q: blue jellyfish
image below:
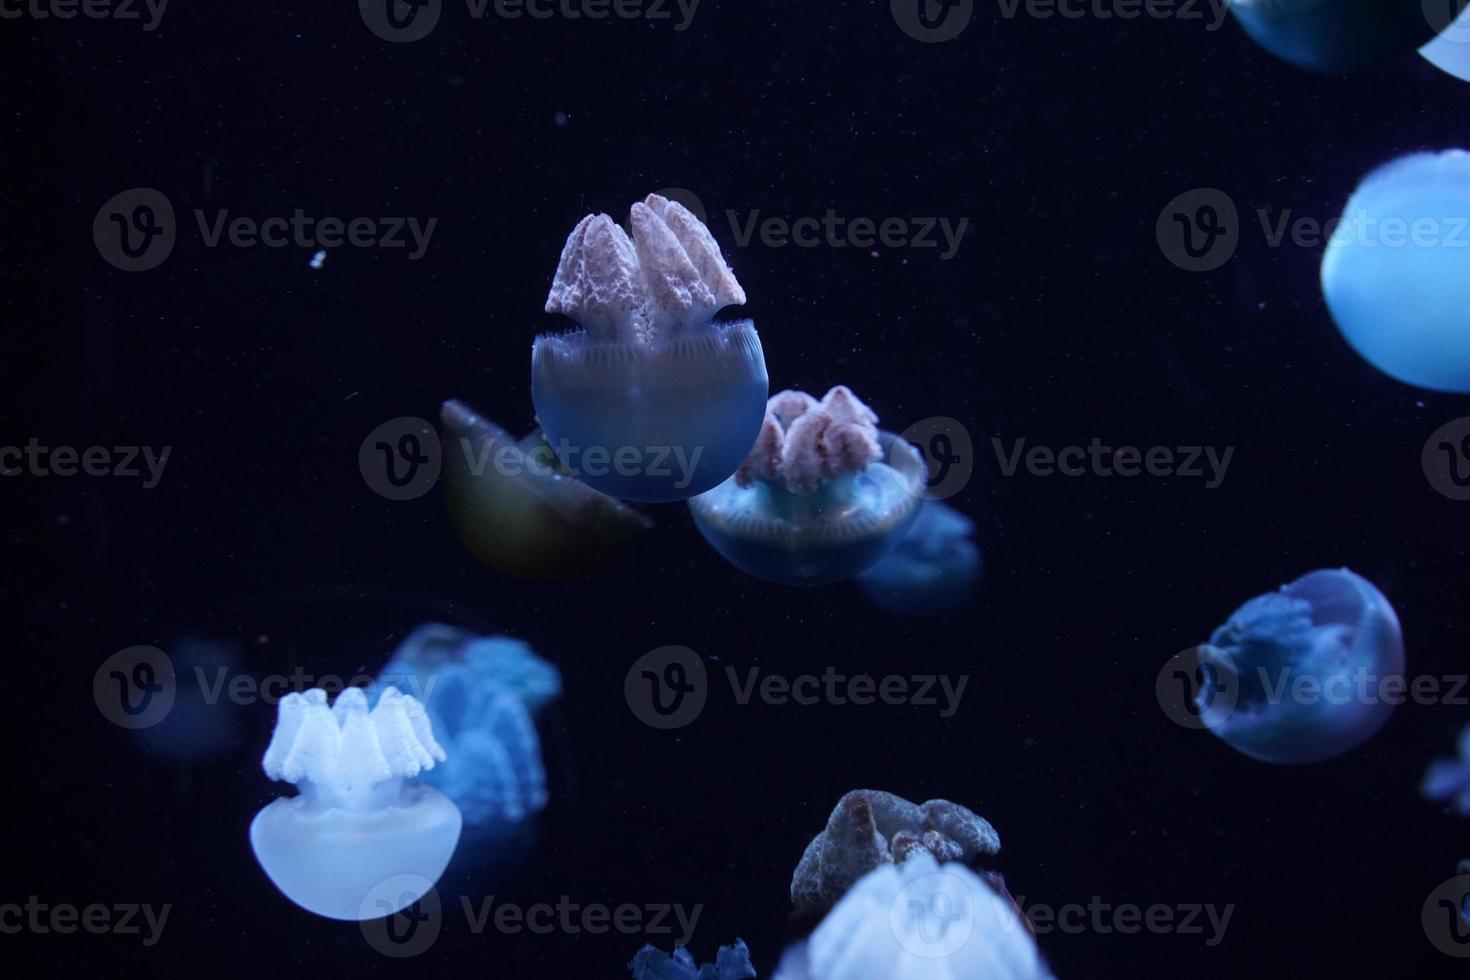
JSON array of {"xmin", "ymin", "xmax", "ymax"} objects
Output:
[
  {"xmin": 249, "ymin": 686, "xmax": 463, "ymax": 920},
  {"xmin": 688, "ymin": 387, "xmax": 926, "ymax": 586},
  {"xmin": 440, "ymin": 399, "xmax": 652, "ymax": 579},
  {"xmin": 629, "ymin": 940, "xmax": 757, "ymax": 980},
  {"xmin": 1226, "ymin": 0, "xmax": 1439, "ymax": 72},
  {"xmin": 1422, "ymin": 724, "xmax": 1470, "ymax": 813},
  {"xmin": 1422, "ymin": 9, "xmax": 1470, "ymax": 81},
  {"xmin": 857, "ymin": 501, "xmax": 980, "ymax": 614},
  {"xmin": 1321, "ymin": 150, "xmax": 1470, "ymax": 393},
  {"xmin": 375, "ymin": 623, "xmax": 560, "ymax": 827},
  {"xmin": 532, "ymin": 194, "xmax": 768, "ymax": 502},
  {"xmin": 772, "ymin": 853, "xmax": 1054, "ymax": 980},
  {"xmin": 1193, "ymin": 568, "xmax": 1404, "ymax": 764}
]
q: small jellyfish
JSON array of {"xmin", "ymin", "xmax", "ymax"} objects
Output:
[
  {"xmin": 772, "ymin": 854, "xmax": 1054, "ymax": 980},
  {"xmin": 249, "ymin": 686, "xmax": 462, "ymax": 920},
  {"xmin": 1321, "ymin": 150, "xmax": 1470, "ymax": 393},
  {"xmin": 629, "ymin": 939, "xmax": 757, "ymax": 980},
  {"xmin": 440, "ymin": 399, "xmax": 652, "ymax": 579},
  {"xmin": 375, "ymin": 623, "xmax": 560, "ymax": 827},
  {"xmin": 689, "ymin": 387, "xmax": 926, "ymax": 586},
  {"xmin": 1422, "ymin": 724, "xmax": 1470, "ymax": 813},
  {"xmin": 1192, "ymin": 568, "xmax": 1404, "ymax": 764},
  {"xmin": 857, "ymin": 501, "xmax": 980, "ymax": 615},
  {"xmin": 1225, "ymin": 0, "xmax": 1439, "ymax": 73},
  {"xmin": 533, "ymin": 194, "xmax": 769, "ymax": 502}
]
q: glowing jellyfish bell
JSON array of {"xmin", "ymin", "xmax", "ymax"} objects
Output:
[
  {"xmin": 688, "ymin": 386, "xmax": 926, "ymax": 586},
  {"xmin": 532, "ymin": 194, "xmax": 769, "ymax": 502},
  {"xmin": 1226, "ymin": 0, "xmax": 1440, "ymax": 72},
  {"xmin": 1194, "ymin": 568, "xmax": 1404, "ymax": 765},
  {"xmin": 1321, "ymin": 150, "xmax": 1470, "ymax": 392},
  {"xmin": 858, "ymin": 500, "xmax": 980, "ymax": 615},
  {"xmin": 440, "ymin": 399, "xmax": 651, "ymax": 579},
  {"xmin": 249, "ymin": 686, "xmax": 463, "ymax": 920},
  {"xmin": 1422, "ymin": 5, "xmax": 1470, "ymax": 81}
]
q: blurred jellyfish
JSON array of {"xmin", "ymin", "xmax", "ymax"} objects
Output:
[
  {"xmin": 689, "ymin": 387, "xmax": 926, "ymax": 586},
  {"xmin": 629, "ymin": 939, "xmax": 757, "ymax": 980},
  {"xmin": 375, "ymin": 623, "xmax": 560, "ymax": 827},
  {"xmin": 133, "ymin": 634, "xmax": 245, "ymax": 761},
  {"xmin": 791, "ymin": 790, "xmax": 1001, "ymax": 915},
  {"xmin": 773, "ymin": 853, "xmax": 1053, "ymax": 980},
  {"xmin": 249, "ymin": 686, "xmax": 462, "ymax": 920},
  {"xmin": 1422, "ymin": 724, "xmax": 1470, "ymax": 813},
  {"xmin": 1422, "ymin": 7, "xmax": 1470, "ymax": 81},
  {"xmin": 1226, "ymin": 0, "xmax": 1439, "ymax": 72},
  {"xmin": 1321, "ymin": 150, "xmax": 1470, "ymax": 392},
  {"xmin": 857, "ymin": 501, "xmax": 980, "ymax": 615},
  {"xmin": 1193, "ymin": 568, "xmax": 1404, "ymax": 764},
  {"xmin": 533, "ymin": 193, "xmax": 768, "ymax": 502},
  {"xmin": 440, "ymin": 399, "xmax": 652, "ymax": 579}
]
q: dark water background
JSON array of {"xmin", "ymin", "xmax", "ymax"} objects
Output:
[{"xmin": 9, "ymin": 1, "xmax": 1470, "ymax": 976}]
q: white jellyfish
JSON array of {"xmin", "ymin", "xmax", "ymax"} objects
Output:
[
  {"xmin": 249, "ymin": 686, "xmax": 463, "ymax": 920},
  {"xmin": 773, "ymin": 853, "xmax": 1054, "ymax": 980}
]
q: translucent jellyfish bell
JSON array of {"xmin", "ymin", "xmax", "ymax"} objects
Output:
[
  {"xmin": 1194, "ymin": 568, "xmax": 1404, "ymax": 765},
  {"xmin": 1226, "ymin": 0, "xmax": 1439, "ymax": 72},
  {"xmin": 689, "ymin": 387, "xmax": 926, "ymax": 586},
  {"xmin": 440, "ymin": 399, "xmax": 651, "ymax": 579},
  {"xmin": 1422, "ymin": 723, "xmax": 1470, "ymax": 813},
  {"xmin": 858, "ymin": 501, "xmax": 980, "ymax": 615},
  {"xmin": 1422, "ymin": 8, "xmax": 1470, "ymax": 82},
  {"xmin": 249, "ymin": 686, "xmax": 463, "ymax": 920},
  {"xmin": 532, "ymin": 194, "xmax": 769, "ymax": 502},
  {"xmin": 1321, "ymin": 150, "xmax": 1470, "ymax": 392}
]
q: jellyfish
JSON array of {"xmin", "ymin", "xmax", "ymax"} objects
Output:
[
  {"xmin": 1225, "ymin": 0, "xmax": 1440, "ymax": 72},
  {"xmin": 1422, "ymin": 723, "xmax": 1470, "ymax": 813},
  {"xmin": 532, "ymin": 193, "xmax": 768, "ymax": 502},
  {"xmin": 772, "ymin": 853, "xmax": 1054, "ymax": 980},
  {"xmin": 1422, "ymin": 7, "xmax": 1470, "ymax": 81},
  {"xmin": 374, "ymin": 622, "xmax": 560, "ymax": 827},
  {"xmin": 1321, "ymin": 150, "xmax": 1470, "ymax": 393},
  {"xmin": 1191, "ymin": 568, "xmax": 1404, "ymax": 764},
  {"xmin": 249, "ymin": 686, "xmax": 462, "ymax": 920},
  {"xmin": 629, "ymin": 939, "xmax": 757, "ymax": 980},
  {"xmin": 132, "ymin": 634, "xmax": 244, "ymax": 761},
  {"xmin": 857, "ymin": 501, "xmax": 980, "ymax": 615},
  {"xmin": 688, "ymin": 387, "xmax": 926, "ymax": 586},
  {"xmin": 440, "ymin": 399, "xmax": 652, "ymax": 579}
]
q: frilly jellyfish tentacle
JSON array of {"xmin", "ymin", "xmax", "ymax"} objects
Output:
[
  {"xmin": 1196, "ymin": 568, "xmax": 1404, "ymax": 764},
  {"xmin": 628, "ymin": 939, "xmax": 756, "ymax": 980},
  {"xmin": 249, "ymin": 686, "xmax": 463, "ymax": 920},
  {"xmin": 1227, "ymin": 0, "xmax": 1440, "ymax": 73},
  {"xmin": 532, "ymin": 194, "xmax": 769, "ymax": 501},
  {"xmin": 1421, "ymin": 723, "xmax": 1470, "ymax": 814},
  {"xmin": 690, "ymin": 387, "xmax": 926, "ymax": 585}
]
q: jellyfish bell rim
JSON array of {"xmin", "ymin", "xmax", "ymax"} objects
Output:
[{"xmin": 1227, "ymin": 0, "xmax": 1443, "ymax": 73}]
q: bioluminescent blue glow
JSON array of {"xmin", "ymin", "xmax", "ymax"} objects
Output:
[
  {"xmin": 772, "ymin": 853, "xmax": 1054, "ymax": 980},
  {"xmin": 133, "ymin": 636, "xmax": 244, "ymax": 760},
  {"xmin": 1422, "ymin": 10, "xmax": 1470, "ymax": 82},
  {"xmin": 1422, "ymin": 724, "xmax": 1470, "ymax": 814},
  {"xmin": 249, "ymin": 686, "xmax": 463, "ymax": 920},
  {"xmin": 1194, "ymin": 568, "xmax": 1404, "ymax": 765},
  {"xmin": 1321, "ymin": 150, "xmax": 1470, "ymax": 393},
  {"xmin": 858, "ymin": 500, "xmax": 980, "ymax": 614},
  {"xmin": 376, "ymin": 622, "xmax": 560, "ymax": 826},
  {"xmin": 689, "ymin": 387, "xmax": 926, "ymax": 586},
  {"xmin": 1226, "ymin": 0, "xmax": 1438, "ymax": 73},
  {"xmin": 532, "ymin": 194, "xmax": 768, "ymax": 502},
  {"xmin": 629, "ymin": 940, "xmax": 756, "ymax": 980}
]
